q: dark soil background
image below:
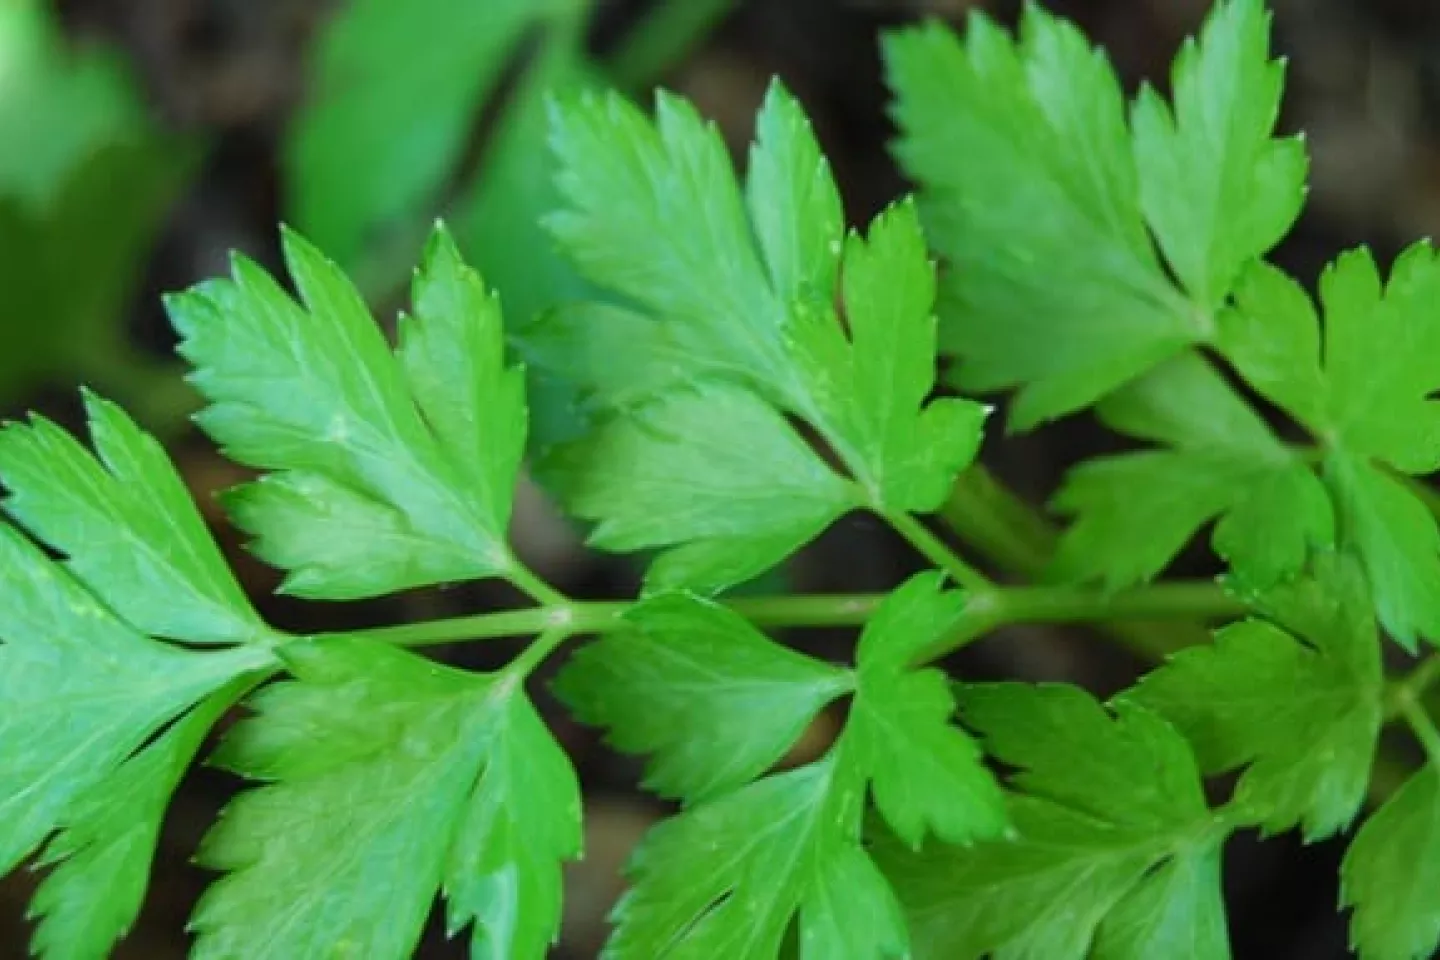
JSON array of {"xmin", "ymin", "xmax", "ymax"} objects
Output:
[{"xmin": 4, "ymin": 0, "xmax": 1440, "ymax": 956}]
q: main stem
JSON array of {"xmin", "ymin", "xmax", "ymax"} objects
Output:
[{"xmin": 334, "ymin": 581, "xmax": 1241, "ymax": 650}]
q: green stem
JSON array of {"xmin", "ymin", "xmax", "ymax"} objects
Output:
[
  {"xmin": 1384, "ymin": 652, "xmax": 1440, "ymax": 720},
  {"xmin": 508, "ymin": 563, "xmax": 570, "ymax": 607},
  {"xmin": 1376, "ymin": 655, "xmax": 1440, "ymax": 803},
  {"xmin": 507, "ymin": 624, "xmax": 576, "ymax": 679},
  {"xmin": 334, "ymin": 583, "xmax": 1243, "ymax": 651},
  {"xmin": 987, "ymin": 580, "xmax": 1243, "ymax": 627},
  {"xmin": 341, "ymin": 597, "xmax": 882, "ymax": 649},
  {"xmin": 940, "ymin": 465, "xmax": 1057, "ymax": 578},
  {"xmin": 725, "ymin": 593, "xmax": 884, "ymax": 628},
  {"xmin": 885, "ymin": 511, "xmax": 991, "ymax": 591},
  {"xmin": 342, "ymin": 603, "xmax": 620, "ymax": 648},
  {"xmin": 606, "ymin": 0, "xmax": 739, "ymax": 92},
  {"xmin": 1399, "ymin": 697, "xmax": 1440, "ymax": 767}
]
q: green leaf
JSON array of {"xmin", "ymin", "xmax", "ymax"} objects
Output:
[
  {"xmin": 798, "ymin": 843, "xmax": 913, "ymax": 959},
  {"xmin": 1223, "ymin": 244, "xmax": 1440, "ymax": 473},
  {"xmin": 1131, "ymin": 0, "xmax": 1306, "ymax": 310},
  {"xmin": 1130, "ymin": 555, "xmax": 1382, "ymax": 839},
  {"xmin": 1093, "ymin": 843, "xmax": 1229, "ymax": 960},
  {"xmin": 0, "ymin": 521, "xmax": 271, "ymax": 881},
  {"xmin": 832, "ymin": 201, "xmax": 989, "ymax": 512},
  {"xmin": 847, "ymin": 573, "xmax": 1007, "ymax": 847},
  {"xmin": 1053, "ymin": 451, "xmax": 1250, "ymax": 586},
  {"xmin": 1210, "ymin": 467, "xmax": 1333, "ymax": 589},
  {"xmin": 0, "ymin": 402, "xmax": 273, "ymax": 957},
  {"xmin": 192, "ymin": 637, "xmax": 581, "ymax": 960},
  {"xmin": 1051, "ymin": 353, "xmax": 1332, "ymax": 588},
  {"xmin": 882, "ymin": 10, "xmax": 1186, "ymax": 429},
  {"xmin": 1327, "ymin": 452, "xmax": 1440, "ymax": 652},
  {"xmin": 1340, "ymin": 766, "xmax": 1440, "ymax": 960},
  {"xmin": 639, "ymin": 522, "xmax": 829, "ymax": 598},
  {"xmin": 746, "ymin": 75, "xmax": 844, "ymax": 306},
  {"xmin": 27, "ymin": 677, "xmax": 251, "ymax": 960},
  {"xmin": 545, "ymin": 82, "xmax": 987, "ymax": 586},
  {"xmin": 167, "ymin": 223, "xmax": 528, "ymax": 600},
  {"xmin": 575, "ymin": 577, "xmax": 1005, "ymax": 955},
  {"xmin": 963, "ymin": 685, "xmax": 1204, "ymax": 829},
  {"xmin": 285, "ymin": 0, "xmax": 559, "ymax": 269},
  {"xmin": 874, "ymin": 684, "xmax": 1231, "ymax": 960},
  {"xmin": 1221, "ymin": 246, "xmax": 1440, "ymax": 644},
  {"xmin": 442, "ymin": 672, "xmax": 582, "ymax": 959},
  {"xmin": 882, "ymin": 0, "xmax": 1300, "ymax": 428},
  {"xmin": 548, "ymin": 85, "xmax": 797, "ymax": 405},
  {"xmin": 611, "ymin": 756, "xmax": 907, "ymax": 960},
  {"xmin": 0, "ymin": 392, "xmax": 266, "ymax": 643},
  {"xmin": 515, "ymin": 301, "xmax": 733, "ymax": 435},
  {"xmin": 553, "ymin": 593, "xmax": 852, "ymax": 805},
  {"xmin": 541, "ymin": 381, "xmax": 858, "ymax": 595},
  {"xmin": 397, "ymin": 224, "xmax": 526, "ymax": 537},
  {"xmin": 534, "ymin": 84, "xmax": 823, "ymax": 437},
  {"xmin": 547, "ymin": 82, "xmax": 983, "ymax": 459}
]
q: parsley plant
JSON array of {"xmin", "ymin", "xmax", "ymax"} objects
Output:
[{"xmin": 5, "ymin": 1, "xmax": 1440, "ymax": 957}]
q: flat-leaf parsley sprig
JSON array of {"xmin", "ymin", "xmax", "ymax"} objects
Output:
[{"xmin": 3, "ymin": 1, "xmax": 1440, "ymax": 958}]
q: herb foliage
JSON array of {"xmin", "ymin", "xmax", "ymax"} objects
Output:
[{"xmin": 4, "ymin": 1, "xmax": 1440, "ymax": 957}]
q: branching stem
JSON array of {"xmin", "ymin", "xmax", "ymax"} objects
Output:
[
  {"xmin": 1399, "ymin": 696, "xmax": 1440, "ymax": 768},
  {"xmin": 508, "ymin": 563, "xmax": 570, "ymax": 608},
  {"xmin": 508, "ymin": 624, "xmax": 576, "ymax": 680},
  {"xmin": 937, "ymin": 463, "xmax": 1440, "ymax": 808},
  {"xmin": 884, "ymin": 510, "xmax": 991, "ymax": 591},
  {"xmin": 1384, "ymin": 652, "xmax": 1440, "ymax": 720}
]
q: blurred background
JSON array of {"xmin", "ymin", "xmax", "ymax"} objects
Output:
[{"xmin": 0, "ymin": 0, "xmax": 1436, "ymax": 955}]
